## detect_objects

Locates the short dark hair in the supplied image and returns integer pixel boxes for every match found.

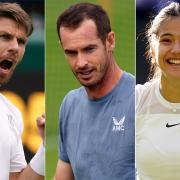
[57,2,111,43]
[0,2,33,36]
[146,2,180,80]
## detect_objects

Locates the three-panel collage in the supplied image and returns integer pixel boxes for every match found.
[0,0,180,179]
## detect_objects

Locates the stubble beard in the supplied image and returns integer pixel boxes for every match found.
[0,69,15,87]
[74,58,109,90]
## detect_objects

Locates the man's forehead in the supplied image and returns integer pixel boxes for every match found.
[60,19,97,34]
[0,17,27,36]
[0,16,28,36]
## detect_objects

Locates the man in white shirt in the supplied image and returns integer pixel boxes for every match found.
[0,2,44,180]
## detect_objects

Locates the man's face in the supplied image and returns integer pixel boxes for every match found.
[0,17,27,85]
[59,19,114,88]
[151,17,180,81]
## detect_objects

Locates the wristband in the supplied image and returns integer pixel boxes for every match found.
[30,143,45,176]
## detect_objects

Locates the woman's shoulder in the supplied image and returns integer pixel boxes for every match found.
[136,80,159,108]
[136,80,158,94]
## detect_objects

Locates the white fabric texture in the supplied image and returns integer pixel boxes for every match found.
[136,80,180,180]
[0,93,26,180]
[30,143,45,176]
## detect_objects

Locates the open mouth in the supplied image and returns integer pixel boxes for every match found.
[79,69,94,75]
[167,59,180,65]
[77,69,94,79]
[0,60,13,70]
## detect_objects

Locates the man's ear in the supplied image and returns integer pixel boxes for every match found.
[106,31,115,51]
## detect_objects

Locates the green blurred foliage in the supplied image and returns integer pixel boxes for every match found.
[46,0,135,179]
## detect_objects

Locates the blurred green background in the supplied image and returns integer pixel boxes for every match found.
[46,0,135,179]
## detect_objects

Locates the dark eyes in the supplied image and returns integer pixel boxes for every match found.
[17,38,26,45]
[162,39,171,42]
[160,38,172,43]
[0,34,26,45]
[84,46,95,52]
[65,50,77,56]
[0,34,11,40]
[65,46,96,56]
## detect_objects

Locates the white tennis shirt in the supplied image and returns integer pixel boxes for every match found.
[0,93,26,180]
[136,80,180,180]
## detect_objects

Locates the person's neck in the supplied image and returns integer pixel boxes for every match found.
[86,59,123,100]
[160,76,180,103]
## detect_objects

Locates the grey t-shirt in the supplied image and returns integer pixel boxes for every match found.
[59,72,135,180]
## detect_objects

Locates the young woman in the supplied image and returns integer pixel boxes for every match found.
[136,2,180,179]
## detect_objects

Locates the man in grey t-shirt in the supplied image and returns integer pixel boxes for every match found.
[55,3,135,180]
